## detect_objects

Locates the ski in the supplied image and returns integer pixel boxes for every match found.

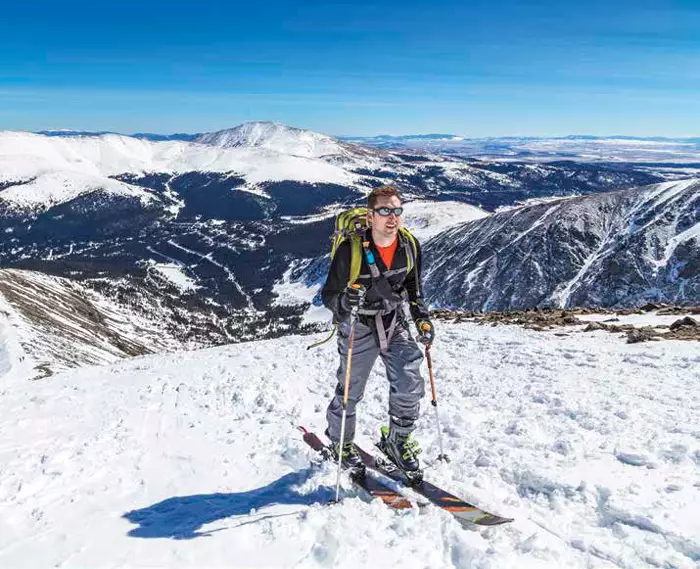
[299,427,415,510]
[355,443,513,526]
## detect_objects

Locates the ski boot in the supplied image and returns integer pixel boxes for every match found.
[325,430,366,479]
[377,425,423,485]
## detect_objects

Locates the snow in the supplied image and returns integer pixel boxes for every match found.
[576,311,697,327]
[0,131,359,187]
[150,262,200,292]
[660,223,700,267]
[0,170,155,212]
[272,261,329,324]
[195,122,347,159]
[0,269,181,375]
[1,321,698,568]
[0,297,33,384]
[495,195,578,214]
[166,240,253,307]
[401,200,490,242]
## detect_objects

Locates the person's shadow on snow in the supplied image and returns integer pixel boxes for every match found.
[123,468,333,539]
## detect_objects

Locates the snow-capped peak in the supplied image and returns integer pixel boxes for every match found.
[194,121,346,158]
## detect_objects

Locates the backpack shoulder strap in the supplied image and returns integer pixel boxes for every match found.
[398,227,418,274]
[347,235,363,286]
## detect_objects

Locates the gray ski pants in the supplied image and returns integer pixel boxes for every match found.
[326,318,425,442]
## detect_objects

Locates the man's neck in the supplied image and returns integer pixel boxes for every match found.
[371,228,398,248]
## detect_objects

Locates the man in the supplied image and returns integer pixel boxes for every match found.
[321,185,435,475]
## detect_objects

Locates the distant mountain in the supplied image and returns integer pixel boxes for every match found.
[132,132,200,142]
[34,127,700,162]
[36,129,119,137]
[423,179,700,311]
[348,134,700,163]
[194,121,357,159]
[341,133,463,145]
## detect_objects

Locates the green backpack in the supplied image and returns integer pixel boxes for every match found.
[330,207,418,286]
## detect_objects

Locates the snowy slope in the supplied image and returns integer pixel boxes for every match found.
[195,122,350,159]
[0,269,183,376]
[0,171,156,213]
[401,200,490,242]
[1,322,697,568]
[424,178,700,311]
[0,295,34,384]
[0,130,359,189]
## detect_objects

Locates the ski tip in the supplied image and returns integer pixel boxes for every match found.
[298,425,310,435]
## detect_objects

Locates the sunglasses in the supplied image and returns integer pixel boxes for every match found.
[372,207,404,217]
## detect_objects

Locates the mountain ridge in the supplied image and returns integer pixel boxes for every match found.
[423,179,699,311]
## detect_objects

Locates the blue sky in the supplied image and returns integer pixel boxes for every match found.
[1,0,699,136]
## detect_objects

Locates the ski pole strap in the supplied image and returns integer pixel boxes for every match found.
[306,326,337,350]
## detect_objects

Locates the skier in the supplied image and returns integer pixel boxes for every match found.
[321,184,434,476]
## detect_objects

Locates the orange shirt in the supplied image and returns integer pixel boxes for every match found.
[375,238,398,270]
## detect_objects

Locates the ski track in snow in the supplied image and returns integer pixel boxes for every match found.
[0,323,698,568]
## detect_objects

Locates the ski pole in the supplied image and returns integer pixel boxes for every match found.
[421,324,449,463]
[334,286,361,502]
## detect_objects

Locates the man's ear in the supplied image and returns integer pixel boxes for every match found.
[366,211,372,226]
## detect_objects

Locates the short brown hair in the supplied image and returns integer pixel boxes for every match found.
[368,185,401,209]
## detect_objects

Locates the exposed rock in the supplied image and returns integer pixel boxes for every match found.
[432,304,700,343]
[665,326,700,341]
[627,327,660,344]
[670,316,698,330]
[658,306,698,315]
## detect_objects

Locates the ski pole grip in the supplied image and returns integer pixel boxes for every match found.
[348,283,363,316]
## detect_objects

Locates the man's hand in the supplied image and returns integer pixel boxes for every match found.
[341,284,366,312]
[415,318,435,346]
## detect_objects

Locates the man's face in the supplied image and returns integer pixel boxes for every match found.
[369,195,403,240]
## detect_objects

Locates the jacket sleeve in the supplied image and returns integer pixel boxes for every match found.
[321,240,351,322]
[403,238,431,322]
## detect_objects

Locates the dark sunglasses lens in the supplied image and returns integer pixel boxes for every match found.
[376,207,403,216]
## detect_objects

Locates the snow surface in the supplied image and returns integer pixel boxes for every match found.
[150,262,200,292]
[576,312,696,328]
[401,200,490,242]
[271,261,329,325]
[195,122,348,159]
[1,322,698,568]
[0,131,359,189]
[0,296,33,384]
[0,171,155,212]
[0,269,181,376]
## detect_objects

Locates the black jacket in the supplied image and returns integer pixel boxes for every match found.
[321,231,430,328]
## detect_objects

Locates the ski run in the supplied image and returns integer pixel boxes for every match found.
[1,318,698,568]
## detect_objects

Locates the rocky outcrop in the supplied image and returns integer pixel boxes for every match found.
[432,306,700,343]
